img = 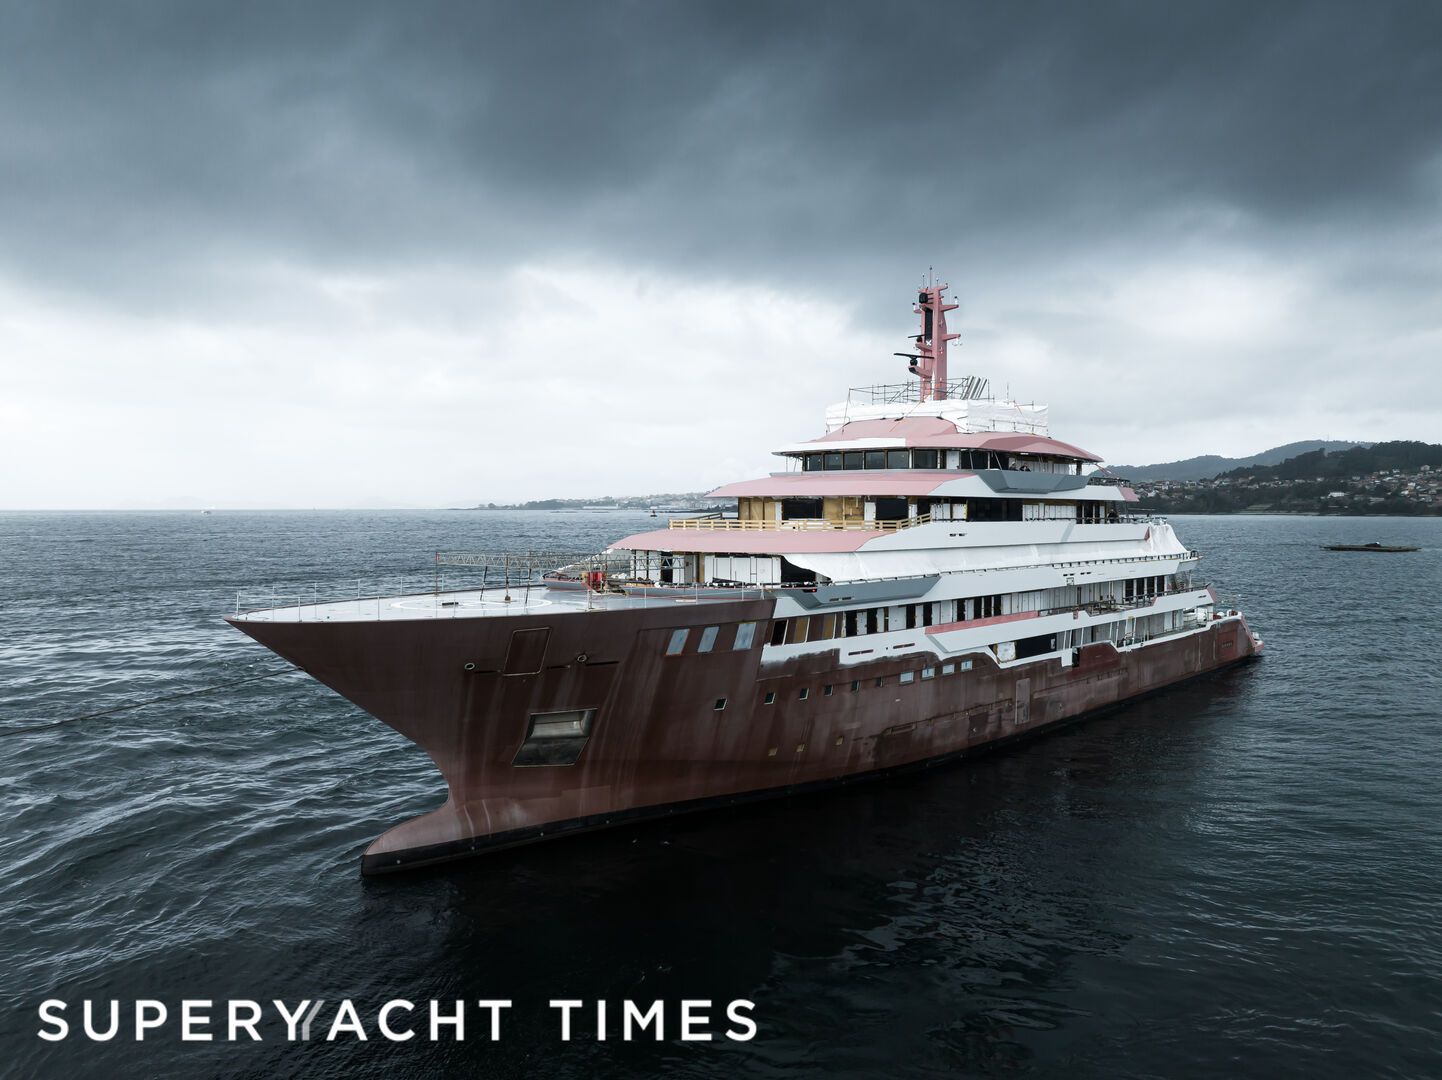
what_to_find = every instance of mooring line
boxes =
[0,667,302,738]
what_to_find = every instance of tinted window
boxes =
[912,449,939,469]
[864,450,886,469]
[875,496,908,521]
[804,453,823,471]
[842,451,863,470]
[824,452,843,470]
[886,449,910,469]
[781,498,823,520]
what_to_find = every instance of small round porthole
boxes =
[576,653,588,663]
[463,662,476,671]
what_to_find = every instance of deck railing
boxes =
[847,378,991,404]
[669,513,934,532]
[667,512,1168,531]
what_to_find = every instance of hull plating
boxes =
[229,601,1261,875]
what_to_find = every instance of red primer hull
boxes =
[229,604,1260,874]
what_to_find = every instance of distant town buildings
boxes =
[1133,463,1442,515]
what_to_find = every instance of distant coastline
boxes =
[1131,440,1442,517]
[463,492,726,512]
[464,442,1442,518]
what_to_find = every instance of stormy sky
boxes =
[2,0,1439,508]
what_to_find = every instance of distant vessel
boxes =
[1322,542,1419,552]
[228,280,1263,874]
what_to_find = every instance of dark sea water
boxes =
[2,510,1440,1079]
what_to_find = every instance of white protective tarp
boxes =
[824,398,1049,435]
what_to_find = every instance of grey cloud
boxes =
[3,0,1440,318]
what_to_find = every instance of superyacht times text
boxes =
[37,998,758,1044]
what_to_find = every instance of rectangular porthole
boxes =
[764,692,776,705]
[714,698,726,711]
[959,660,973,672]
[921,667,935,680]
[899,671,915,684]
[824,684,833,696]
[698,626,719,653]
[734,621,756,650]
[941,663,955,675]
[666,629,689,656]
[798,688,809,700]
[874,677,883,687]
[850,680,859,692]
[512,708,596,767]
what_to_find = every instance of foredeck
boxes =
[230,584,754,624]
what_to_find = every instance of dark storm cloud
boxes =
[2,0,1439,314]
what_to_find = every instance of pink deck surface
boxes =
[924,610,1041,635]
[803,418,1101,461]
[610,528,881,554]
[706,473,957,499]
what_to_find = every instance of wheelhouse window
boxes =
[697,626,719,653]
[734,621,757,650]
[795,447,964,471]
[665,629,689,655]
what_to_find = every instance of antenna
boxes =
[905,279,960,401]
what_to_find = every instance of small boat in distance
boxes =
[1322,542,1420,552]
